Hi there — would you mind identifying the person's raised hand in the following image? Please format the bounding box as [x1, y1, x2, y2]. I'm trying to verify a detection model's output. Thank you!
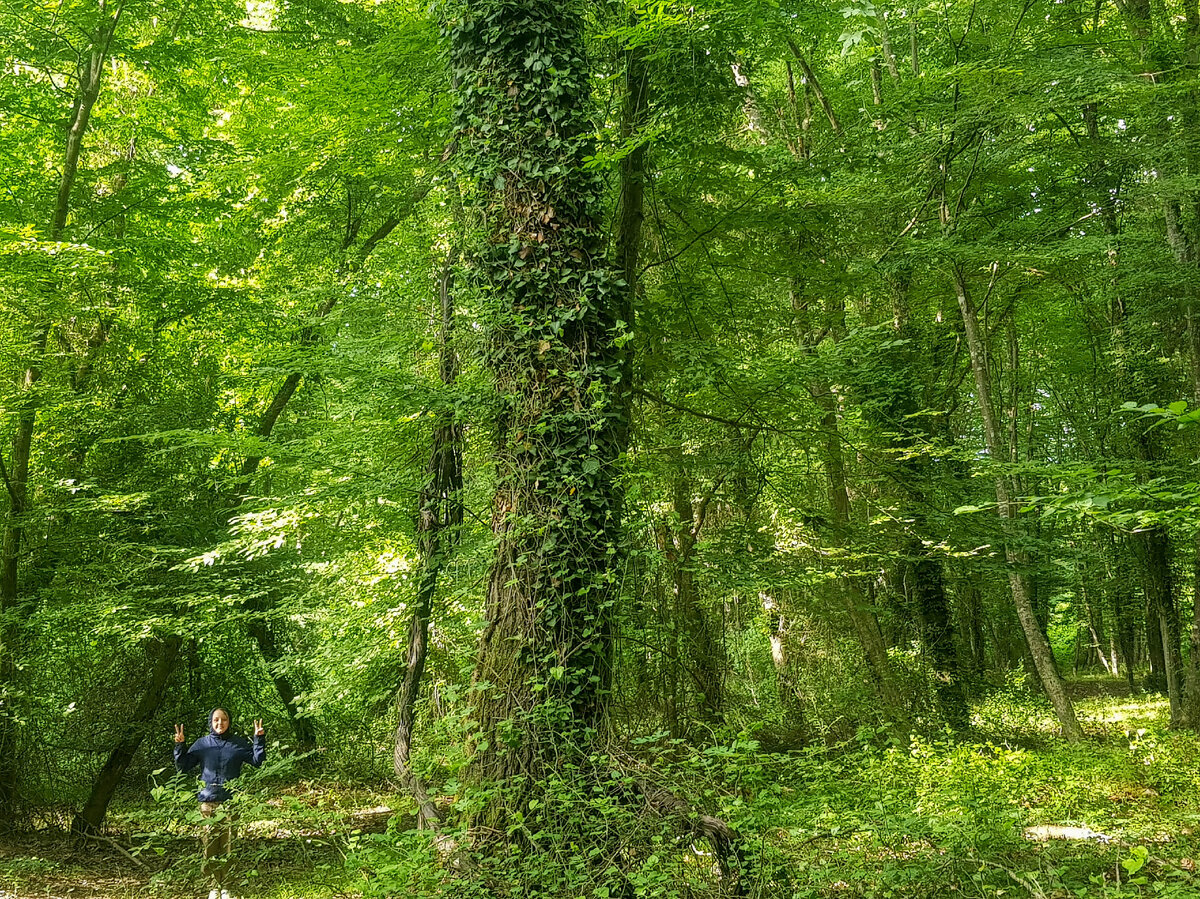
[174, 724, 185, 743]
[254, 718, 265, 737]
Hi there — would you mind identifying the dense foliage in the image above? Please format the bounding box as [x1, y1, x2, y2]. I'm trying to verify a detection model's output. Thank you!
[5, 0, 1200, 897]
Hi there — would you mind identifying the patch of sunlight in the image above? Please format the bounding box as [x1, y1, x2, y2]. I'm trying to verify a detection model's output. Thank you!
[1078, 696, 1170, 726]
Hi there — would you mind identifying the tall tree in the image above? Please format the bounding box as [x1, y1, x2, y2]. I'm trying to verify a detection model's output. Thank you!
[449, 0, 625, 813]
[0, 0, 126, 816]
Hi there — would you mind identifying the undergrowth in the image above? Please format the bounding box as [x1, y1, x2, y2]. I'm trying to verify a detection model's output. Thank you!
[3, 682, 1200, 898]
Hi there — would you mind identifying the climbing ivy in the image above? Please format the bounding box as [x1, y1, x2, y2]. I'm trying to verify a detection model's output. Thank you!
[446, 0, 626, 787]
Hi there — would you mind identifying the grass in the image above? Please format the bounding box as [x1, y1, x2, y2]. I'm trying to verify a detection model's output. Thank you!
[3, 681, 1200, 898]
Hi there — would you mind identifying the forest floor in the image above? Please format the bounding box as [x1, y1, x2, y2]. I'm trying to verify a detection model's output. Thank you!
[3, 679, 1199, 898]
[0, 784, 400, 899]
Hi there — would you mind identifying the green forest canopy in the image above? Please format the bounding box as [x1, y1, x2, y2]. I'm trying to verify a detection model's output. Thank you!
[5, 0, 1200, 896]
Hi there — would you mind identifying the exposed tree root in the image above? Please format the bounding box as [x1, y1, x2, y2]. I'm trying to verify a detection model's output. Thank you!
[633, 778, 750, 897]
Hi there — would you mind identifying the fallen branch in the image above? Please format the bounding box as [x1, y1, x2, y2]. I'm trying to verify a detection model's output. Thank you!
[77, 830, 150, 871]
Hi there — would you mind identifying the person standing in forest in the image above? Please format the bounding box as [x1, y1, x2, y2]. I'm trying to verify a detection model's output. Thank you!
[174, 709, 266, 899]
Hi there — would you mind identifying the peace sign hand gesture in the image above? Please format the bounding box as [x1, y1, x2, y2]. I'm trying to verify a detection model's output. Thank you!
[174, 724, 186, 744]
[253, 718, 265, 737]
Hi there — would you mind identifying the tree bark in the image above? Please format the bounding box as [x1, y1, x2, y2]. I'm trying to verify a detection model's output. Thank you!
[1136, 528, 1183, 724]
[878, 9, 901, 80]
[53, 0, 127, 241]
[785, 39, 842, 135]
[905, 540, 968, 728]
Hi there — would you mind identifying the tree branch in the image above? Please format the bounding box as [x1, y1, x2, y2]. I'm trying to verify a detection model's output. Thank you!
[785, 38, 841, 135]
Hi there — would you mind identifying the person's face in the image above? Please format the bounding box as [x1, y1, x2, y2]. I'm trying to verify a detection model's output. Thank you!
[211, 709, 230, 734]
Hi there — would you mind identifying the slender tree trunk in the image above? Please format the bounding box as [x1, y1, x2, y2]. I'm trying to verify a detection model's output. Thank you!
[1079, 577, 1113, 675]
[790, 279, 905, 718]
[762, 593, 804, 724]
[1107, 534, 1139, 693]
[878, 10, 901, 80]
[53, 0, 127, 241]
[659, 472, 724, 724]
[0, 1, 126, 819]
[71, 637, 181, 834]
[0, 331, 47, 817]
[393, 262, 461, 828]
[242, 600, 316, 749]
[784, 39, 842, 135]
[954, 265, 1082, 741]
[814, 388, 905, 714]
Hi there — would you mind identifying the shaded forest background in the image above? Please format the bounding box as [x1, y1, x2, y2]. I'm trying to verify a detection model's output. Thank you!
[5, 0, 1200, 896]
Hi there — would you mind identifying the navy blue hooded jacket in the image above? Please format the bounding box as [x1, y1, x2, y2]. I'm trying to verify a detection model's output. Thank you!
[174, 715, 266, 802]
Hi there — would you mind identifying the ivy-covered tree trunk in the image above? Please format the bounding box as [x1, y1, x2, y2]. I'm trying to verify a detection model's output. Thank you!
[450, 0, 623, 803]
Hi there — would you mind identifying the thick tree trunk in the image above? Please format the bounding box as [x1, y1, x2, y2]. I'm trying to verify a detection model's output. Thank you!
[454, 1, 624, 815]
[1169, 21, 1200, 721]
[883, 276, 968, 724]
[954, 266, 1082, 741]
[1187, 292, 1200, 726]
[71, 637, 181, 834]
[1137, 528, 1183, 723]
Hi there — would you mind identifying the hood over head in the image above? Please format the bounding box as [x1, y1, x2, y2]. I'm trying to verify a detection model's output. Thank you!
[209, 707, 234, 736]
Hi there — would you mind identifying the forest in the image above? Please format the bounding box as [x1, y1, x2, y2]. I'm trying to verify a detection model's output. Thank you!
[3, 0, 1200, 897]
